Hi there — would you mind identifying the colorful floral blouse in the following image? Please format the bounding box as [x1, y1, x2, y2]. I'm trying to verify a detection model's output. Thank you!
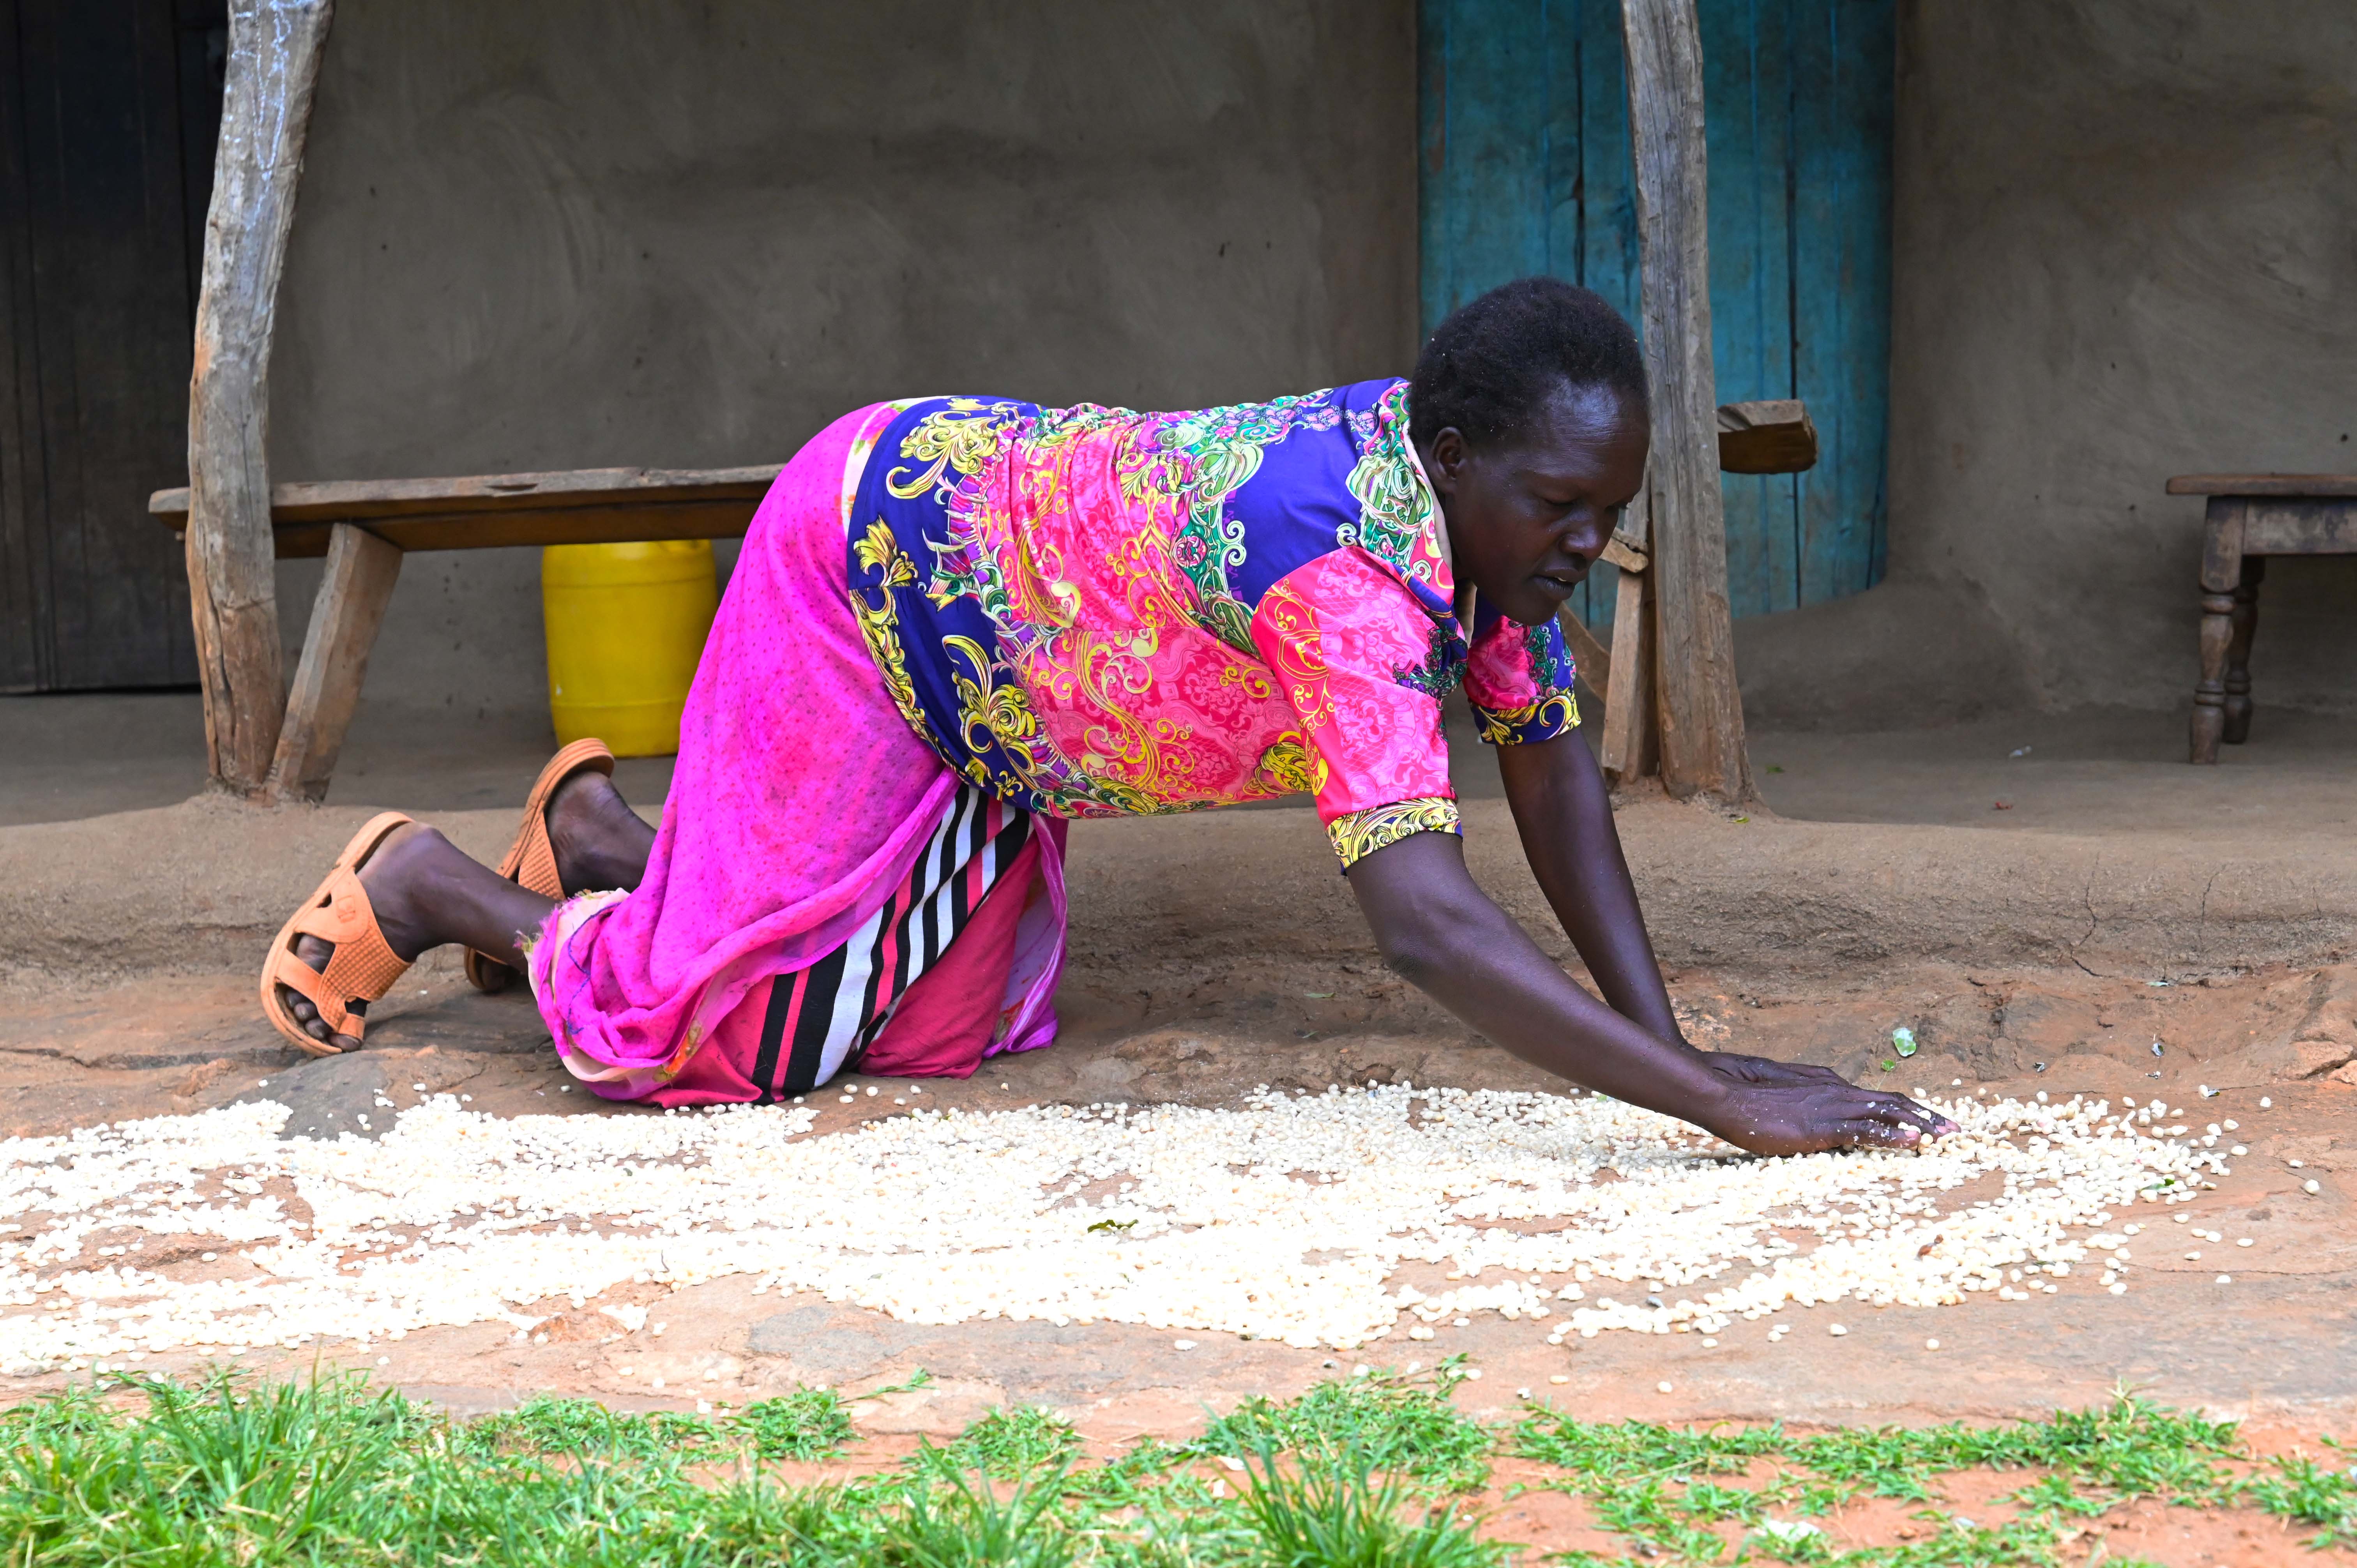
[846, 378, 1579, 867]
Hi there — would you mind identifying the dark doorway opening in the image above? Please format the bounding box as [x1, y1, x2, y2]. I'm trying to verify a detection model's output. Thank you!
[0, 0, 226, 692]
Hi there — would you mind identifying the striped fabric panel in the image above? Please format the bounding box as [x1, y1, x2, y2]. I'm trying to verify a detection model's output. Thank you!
[748, 785, 1032, 1099]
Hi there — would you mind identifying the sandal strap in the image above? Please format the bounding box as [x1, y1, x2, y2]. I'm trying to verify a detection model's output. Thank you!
[273, 849, 412, 1042]
[514, 812, 561, 899]
[269, 946, 352, 1038]
[318, 907, 408, 1027]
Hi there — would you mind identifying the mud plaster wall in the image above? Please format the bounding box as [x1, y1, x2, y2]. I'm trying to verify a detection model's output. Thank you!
[267, 0, 1417, 729]
[1741, 0, 2357, 728]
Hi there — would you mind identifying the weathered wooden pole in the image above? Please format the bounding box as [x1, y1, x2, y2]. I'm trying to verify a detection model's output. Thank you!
[1619, 0, 1751, 803]
[185, 0, 334, 795]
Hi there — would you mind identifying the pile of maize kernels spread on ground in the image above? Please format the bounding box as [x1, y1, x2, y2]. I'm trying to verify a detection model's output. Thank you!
[0, 1085, 2228, 1374]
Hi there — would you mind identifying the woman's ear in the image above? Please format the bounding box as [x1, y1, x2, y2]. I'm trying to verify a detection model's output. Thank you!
[1424, 427, 1468, 496]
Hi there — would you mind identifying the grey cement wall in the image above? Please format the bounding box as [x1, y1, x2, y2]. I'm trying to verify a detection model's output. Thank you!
[1743, 0, 2357, 729]
[269, 0, 1417, 735]
[272, 0, 2350, 745]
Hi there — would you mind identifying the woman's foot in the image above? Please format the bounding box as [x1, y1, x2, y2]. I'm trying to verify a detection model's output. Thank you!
[544, 770, 657, 895]
[278, 822, 558, 1052]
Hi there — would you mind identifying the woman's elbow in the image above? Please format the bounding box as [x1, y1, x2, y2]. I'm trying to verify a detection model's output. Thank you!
[1368, 913, 1455, 987]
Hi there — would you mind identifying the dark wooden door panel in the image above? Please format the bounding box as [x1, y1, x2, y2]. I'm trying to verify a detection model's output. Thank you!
[1, 0, 220, 691]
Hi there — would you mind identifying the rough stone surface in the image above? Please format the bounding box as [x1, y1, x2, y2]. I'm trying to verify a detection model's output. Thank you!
[233, 1052, 397, 1142]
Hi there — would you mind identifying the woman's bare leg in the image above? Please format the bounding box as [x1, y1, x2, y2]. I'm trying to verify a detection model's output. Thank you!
[276, 771, 659, 1050]
[545, 771, 658, 894]
[277, 825, 557, 1051]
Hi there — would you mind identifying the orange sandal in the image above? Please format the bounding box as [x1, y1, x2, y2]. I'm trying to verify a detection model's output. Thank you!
[463, 738, 615, 992]
[259, 811, 417, 1058]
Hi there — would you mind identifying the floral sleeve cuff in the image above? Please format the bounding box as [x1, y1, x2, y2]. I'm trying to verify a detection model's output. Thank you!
[1325, 796, 1463, 868]
[1471, 690, 1580, 746]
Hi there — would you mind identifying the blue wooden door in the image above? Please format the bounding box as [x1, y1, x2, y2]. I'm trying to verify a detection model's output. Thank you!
[1419, 0, 1893, 629]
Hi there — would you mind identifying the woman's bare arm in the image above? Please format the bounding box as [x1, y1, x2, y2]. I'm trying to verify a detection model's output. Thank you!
[1342, 825, 1951, 1155]
[1495, 731, 1680, 1038]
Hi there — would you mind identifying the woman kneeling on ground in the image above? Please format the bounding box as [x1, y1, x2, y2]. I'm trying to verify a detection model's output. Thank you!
[259, 277, 1954, 1157]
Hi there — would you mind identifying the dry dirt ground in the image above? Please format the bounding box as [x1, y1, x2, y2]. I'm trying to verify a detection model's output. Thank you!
[3, 721, 2355, 1560]
[5, 946, 2354, 1428]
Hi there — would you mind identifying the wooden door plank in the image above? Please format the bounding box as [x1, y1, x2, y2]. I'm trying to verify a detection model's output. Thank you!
[1789, 0, 1895, 603]
[2, 0, 200, 690]
[267, 522, 400, 802]
[1621, 0, 1751, 802]
[186, 0, 333, 793]
[1700, 0, 1798, 619]
[1573, 0, 1643, 320]
[1418, 0, 1551, 326]
[0, 0, 45, 691]
[1565, 0, 1634, 637]
[42, 0, 197, 689]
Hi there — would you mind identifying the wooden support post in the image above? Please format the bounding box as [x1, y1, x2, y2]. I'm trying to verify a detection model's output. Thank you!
[1557, 609, 1612, 697]
[267, 524, 401, 802]
[185, 0, 335, 795]
[1620, 0, 1751, 803]
[1599, 483, 1661, 785]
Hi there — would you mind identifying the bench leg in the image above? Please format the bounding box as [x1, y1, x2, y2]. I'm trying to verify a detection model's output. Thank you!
[267, 523, 404, 803]
[2223, 556, 2263, 745]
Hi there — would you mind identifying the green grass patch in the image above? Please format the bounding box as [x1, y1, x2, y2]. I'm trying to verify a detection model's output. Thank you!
[931, 1404, 1083, 1480]
[1185, 1356, 1495, 1492]
[456, 1384, 856, 1464]
[0, 1370, 2348, 1565]
[1235, 1440, 1505, 1568]
[740, 1385, 860, 1461]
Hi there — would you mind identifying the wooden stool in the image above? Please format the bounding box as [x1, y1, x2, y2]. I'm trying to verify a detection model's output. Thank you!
[2168, 474, 2357, 763]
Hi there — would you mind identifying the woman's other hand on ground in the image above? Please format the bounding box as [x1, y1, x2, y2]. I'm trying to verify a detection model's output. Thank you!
[1698, 1069, 1959, 1158]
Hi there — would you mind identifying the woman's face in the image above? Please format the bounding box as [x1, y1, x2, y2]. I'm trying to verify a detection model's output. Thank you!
[1419, 380, 1650, 627]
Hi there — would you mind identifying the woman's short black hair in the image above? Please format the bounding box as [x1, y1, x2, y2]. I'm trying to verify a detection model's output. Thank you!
[1408, 277, 1647, 450]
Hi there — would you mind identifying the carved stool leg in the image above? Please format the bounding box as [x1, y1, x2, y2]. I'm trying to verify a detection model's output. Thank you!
[2190, 499, 2244, 765]
[2192, 591, 2232, 763]
[2222, 555, 2264, 745]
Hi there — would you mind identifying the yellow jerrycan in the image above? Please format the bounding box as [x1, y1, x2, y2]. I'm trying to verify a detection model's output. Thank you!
[542, 540, 719, 757]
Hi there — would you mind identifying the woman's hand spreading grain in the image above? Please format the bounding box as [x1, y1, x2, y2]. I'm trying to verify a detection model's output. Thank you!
[1700, 1077, 1959, 1157]
[1348, 831, 1963, 1156]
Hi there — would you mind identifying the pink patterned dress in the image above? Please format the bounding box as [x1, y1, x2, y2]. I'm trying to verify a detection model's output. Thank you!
[528, 379, 1578, 1105]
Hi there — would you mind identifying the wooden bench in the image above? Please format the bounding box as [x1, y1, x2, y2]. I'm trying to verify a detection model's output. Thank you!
[2169, 473, 2357, 764]
[151, 401, 1813, 802]
[153, 466, 781, 800]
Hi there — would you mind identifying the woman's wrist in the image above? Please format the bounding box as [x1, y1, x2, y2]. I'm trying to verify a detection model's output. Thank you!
[1610, 1033, 1738, 1126]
